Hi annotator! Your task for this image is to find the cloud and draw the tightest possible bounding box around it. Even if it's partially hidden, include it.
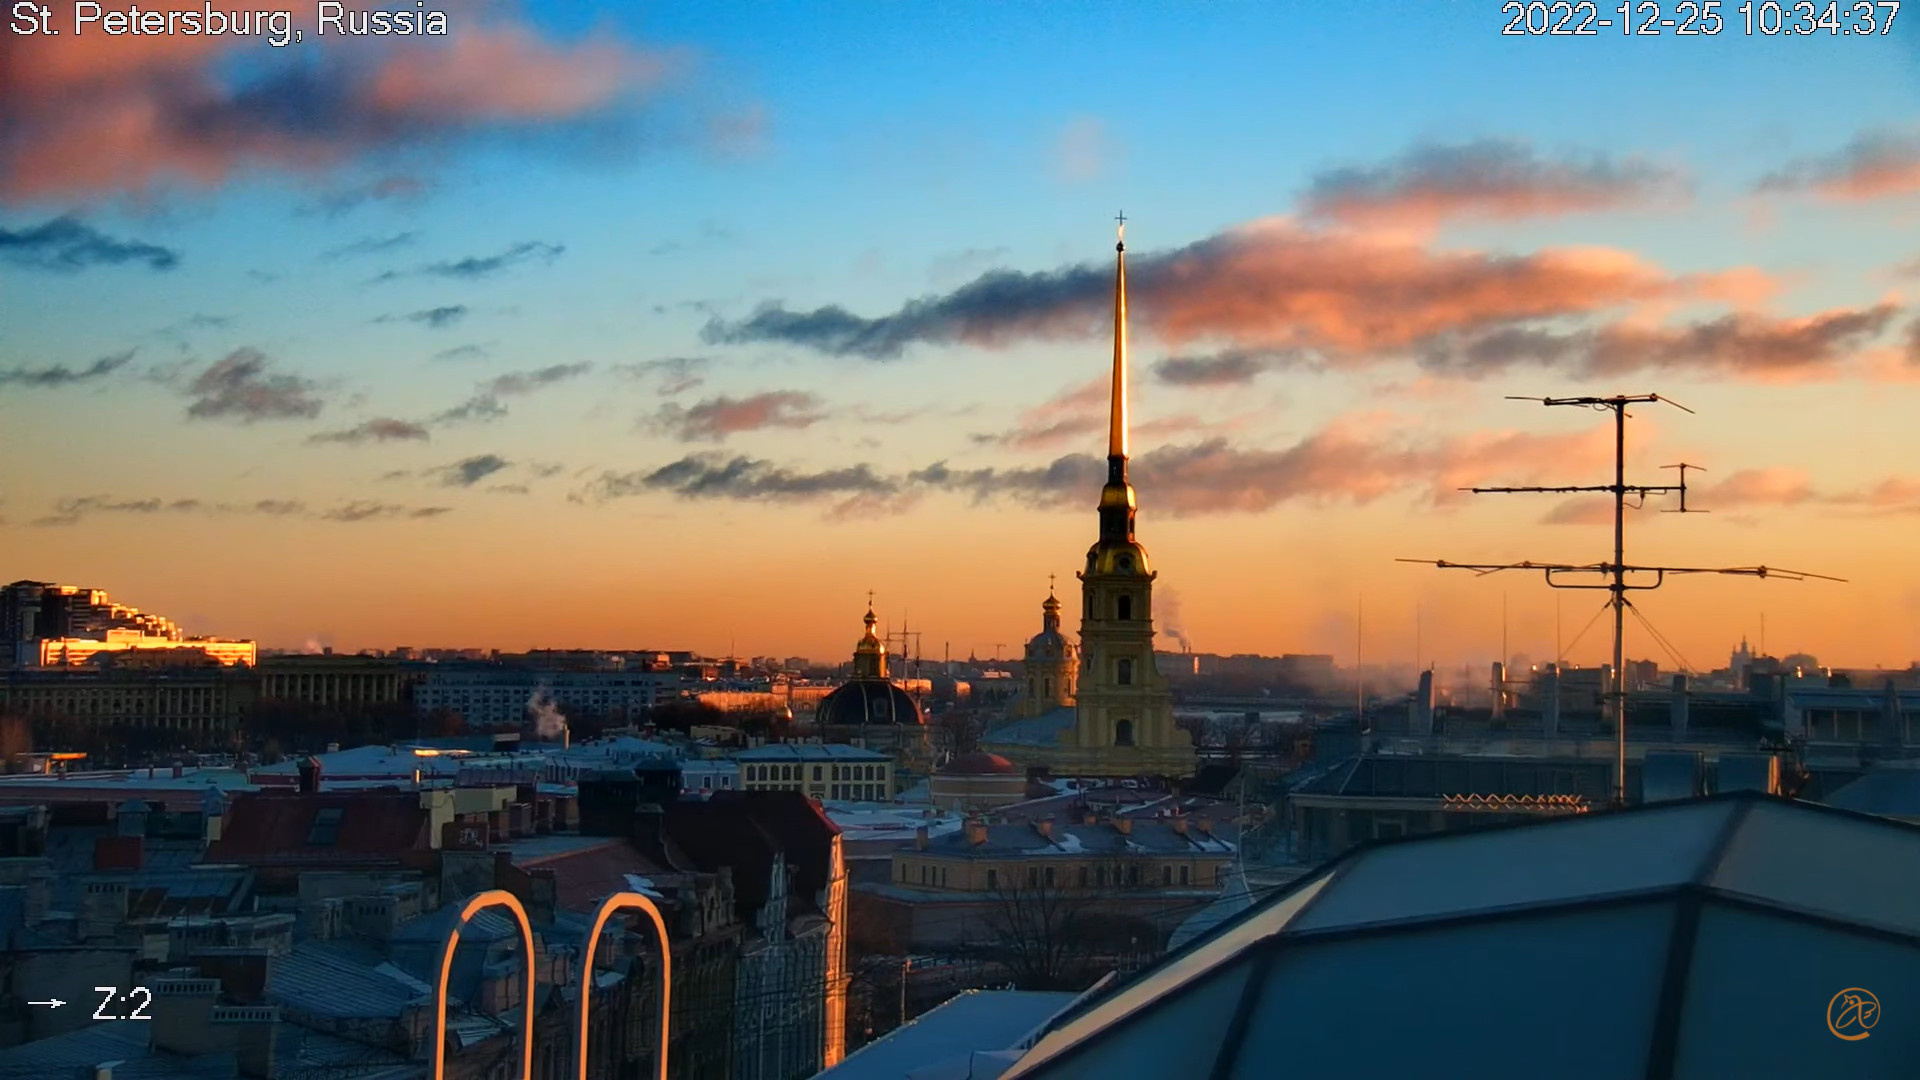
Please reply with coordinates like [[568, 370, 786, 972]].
[[1052, 116, 1121, 184], [1758, 129, 1920, 202], [976, 378, 1108, 450], [34, 494, 448, 526], [430, 395, 510, 424], [388, 305, 469, 329], [1417, 304, 1899, 379], [1300, 140, 1687, 228], [432, 343, 491, 362], [0, 217, 179, 271], [184, 348, 325, 422], [578, 415, 1610, 518], [614, 357, 710, 395], [306, 417, 431, 445], [430, 454, 511, 487], [374, 240, 565, 283], [1544, 468, 1920, 523], [481, 362, 592, 396], [302, 176, 435, 218], [650, 391, 827, 442], [321, 232, 417, 261], [0, 351, 134, 388], [0, 11, 675, 201], [580, 455, 896, 504], [701, 218, 1740, 363], [1152, 349, 1300, 388]]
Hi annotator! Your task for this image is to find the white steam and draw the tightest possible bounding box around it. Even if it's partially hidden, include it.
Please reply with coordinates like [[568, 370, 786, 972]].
[[527, 686, 568, 741]]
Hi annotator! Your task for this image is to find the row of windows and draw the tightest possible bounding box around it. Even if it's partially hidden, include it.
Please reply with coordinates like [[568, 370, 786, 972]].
[[744, 762, 885, 783], [1086, 594, 1141, 620], [900, 860, 1221, 889]]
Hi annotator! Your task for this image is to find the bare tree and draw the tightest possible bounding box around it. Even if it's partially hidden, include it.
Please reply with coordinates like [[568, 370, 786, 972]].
[[933, 710, 986, 755], [981, 855, 1159, 990]]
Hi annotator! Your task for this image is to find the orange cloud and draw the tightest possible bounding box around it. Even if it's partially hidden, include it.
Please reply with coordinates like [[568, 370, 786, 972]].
[[1759, 130, 1920, 203], [0, 4, 671, 200]]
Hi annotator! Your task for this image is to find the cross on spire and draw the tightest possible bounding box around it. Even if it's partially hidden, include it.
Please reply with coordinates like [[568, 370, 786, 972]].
[[866, 589, 874, 610], [1115, 210, 1126, 246], [1048, 572, 1056, 595]]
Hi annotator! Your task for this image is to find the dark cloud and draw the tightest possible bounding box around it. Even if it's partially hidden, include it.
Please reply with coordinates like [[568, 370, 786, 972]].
[[0, 217, 179, 272], [1757, 129, 1920, 202], [577, 418, 1607, 517], [34, 494, 449, 526], [581, 455, 896, 503], [651, 391, 826, 442], [1418, 305, 1899, 379], [303, 177, 436, 218], [1153, 350, 1299, 388], [422, 240, 564, 279], [433, 454, 511, 487], [615, 357, 710, 395], [431, 395, 509, 424], [432, 344, 491, 362], [1300, 140, 1686, 227], [481, 362, 591, 396], [184, 348, 325, 422], [321, 232, 418, 261], [396, 305, 469, 329], [307, 417, 431, 445], [699, 220, 1716, 363], [0, 351, 134, 388]]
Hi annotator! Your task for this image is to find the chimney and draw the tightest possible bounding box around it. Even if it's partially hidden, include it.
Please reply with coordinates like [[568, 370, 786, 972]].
[[1112, 817, 1132, 836], [94, 1063, 122, 1080], [1411, 670, 1436, 736], [1196, 816, 1213, 836], [1034, 818, 1053, 841], [1541, 665, 1561, 737], [1491, 662, 1507, 721], [1171, 814, 1187, 836], [914, 825, 929, 850], [964, 818, 987, 846], [296, 756, 322, 794], [1670, 674, 1690, 738]]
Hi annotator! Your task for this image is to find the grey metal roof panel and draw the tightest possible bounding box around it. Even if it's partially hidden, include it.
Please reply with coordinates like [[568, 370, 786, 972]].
[[816, 990, 1080, 1080], [1822, 764, 1920, 818]]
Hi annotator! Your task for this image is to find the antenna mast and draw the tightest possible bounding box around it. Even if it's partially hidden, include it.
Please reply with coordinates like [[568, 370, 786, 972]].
[[1399, 393, 1842, 808]]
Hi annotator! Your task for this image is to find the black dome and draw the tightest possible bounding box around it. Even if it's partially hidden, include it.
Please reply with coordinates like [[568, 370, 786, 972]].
[[816, 679, 924, 726]]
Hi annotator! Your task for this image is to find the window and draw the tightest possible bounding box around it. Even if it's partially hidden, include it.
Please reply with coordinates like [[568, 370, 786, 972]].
[[987, 868, 998, 890], [1117, 595, 1132, 620], [920, 865, 928, 885], [900, 864, 908, 882], [1078, 866, 1088, 887], [1045, 866, 1055, 886], [1116, 658, 1133, 686], [306, 807, 344, 846], [1028, 867, 1039, 887], [1180, 865, 1190, 885], [814, 766, 824, 782], [1162, 866, 1172, 886], [1097, 866, 1107, 886], [1127, 863, 1141, 886], [1043, 677, 1053, 698], [1115, 719, 1134, 747], [940, 867, 948, 887]]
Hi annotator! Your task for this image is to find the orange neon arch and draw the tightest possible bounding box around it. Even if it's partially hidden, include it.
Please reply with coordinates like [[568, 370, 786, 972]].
[[433, 890, 537, 1080], [429, 889, 673, 1080], [579, 891, 672, 1080]]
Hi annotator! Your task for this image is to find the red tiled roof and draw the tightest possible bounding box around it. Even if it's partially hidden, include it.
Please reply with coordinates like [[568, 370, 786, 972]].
[[204, 790, 431, 865], [513, 837, 672, 912]]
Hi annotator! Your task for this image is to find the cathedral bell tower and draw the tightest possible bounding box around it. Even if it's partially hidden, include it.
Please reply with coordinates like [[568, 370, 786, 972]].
[[1072, 217, 1186, 769]]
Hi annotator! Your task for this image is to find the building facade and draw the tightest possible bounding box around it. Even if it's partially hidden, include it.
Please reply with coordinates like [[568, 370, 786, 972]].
[[413, 664, 678, 725], [738, 744, 893, 802]]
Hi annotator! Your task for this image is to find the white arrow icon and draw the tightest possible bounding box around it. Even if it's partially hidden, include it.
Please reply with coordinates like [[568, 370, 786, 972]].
[[28, 999, 65, 1008]]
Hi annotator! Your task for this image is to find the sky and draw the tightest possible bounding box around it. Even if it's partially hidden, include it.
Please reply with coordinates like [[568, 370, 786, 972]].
[[5, 1, 1920, 672]]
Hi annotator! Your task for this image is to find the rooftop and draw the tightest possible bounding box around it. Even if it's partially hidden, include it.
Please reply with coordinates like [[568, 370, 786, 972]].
[[817, 989, 1080, 1080], [1001, 793, 1920, 1080], [737, 743, 890, 762]]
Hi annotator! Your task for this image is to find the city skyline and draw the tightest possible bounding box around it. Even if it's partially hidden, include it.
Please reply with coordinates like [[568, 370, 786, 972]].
[[6, 4, 1920, 667]]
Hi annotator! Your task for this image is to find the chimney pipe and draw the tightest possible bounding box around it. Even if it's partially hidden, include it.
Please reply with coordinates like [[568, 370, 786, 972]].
[[914, 825, 929, 850], [1541, 665, 1561, 737], [1196, 816, 1213, 835], [1034, 818, 1053, 841], [1171, 814, 1187, 836], [296, 756, 322, 794], [1112, 817, 1131, 836], [1670, 674, 1690, 739], [965, 819, 987, 846]]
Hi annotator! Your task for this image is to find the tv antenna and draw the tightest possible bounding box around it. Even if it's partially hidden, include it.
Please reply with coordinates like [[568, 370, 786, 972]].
[[1398, 393, 1843, 808]]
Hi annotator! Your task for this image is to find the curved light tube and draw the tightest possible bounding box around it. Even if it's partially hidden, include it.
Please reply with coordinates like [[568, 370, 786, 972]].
[[433, 889, 537, 1080], [579, 891, 673, 1080]]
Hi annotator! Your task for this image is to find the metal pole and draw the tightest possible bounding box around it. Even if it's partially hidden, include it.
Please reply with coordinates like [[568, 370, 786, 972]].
[[1612, 403, 1628, 808]]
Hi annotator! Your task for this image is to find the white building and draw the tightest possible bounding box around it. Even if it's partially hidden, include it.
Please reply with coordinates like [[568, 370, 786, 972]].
[[413, 666, 679, 726]]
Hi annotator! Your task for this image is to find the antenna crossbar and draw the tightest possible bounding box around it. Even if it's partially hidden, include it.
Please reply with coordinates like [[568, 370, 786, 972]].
[[1399, 393, 1837, 809]]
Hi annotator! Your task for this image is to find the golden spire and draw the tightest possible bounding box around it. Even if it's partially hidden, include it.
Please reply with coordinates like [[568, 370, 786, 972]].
[[853, 598, 887, 679], [1109, 211, 1129, 461]]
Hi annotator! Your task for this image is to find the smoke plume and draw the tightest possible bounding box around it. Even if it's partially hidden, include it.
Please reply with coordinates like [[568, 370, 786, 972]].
[[527, 687, 568, 741]]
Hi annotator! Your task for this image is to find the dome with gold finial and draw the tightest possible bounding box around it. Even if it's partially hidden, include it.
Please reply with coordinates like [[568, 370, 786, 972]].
[[817, 599, 925, 727], [1026, 589, 1073, 662]]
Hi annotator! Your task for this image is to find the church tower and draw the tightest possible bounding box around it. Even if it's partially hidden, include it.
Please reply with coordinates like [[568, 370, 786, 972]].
[[1071, 218, 1191, 774], [1014, 584, 1077, 718]]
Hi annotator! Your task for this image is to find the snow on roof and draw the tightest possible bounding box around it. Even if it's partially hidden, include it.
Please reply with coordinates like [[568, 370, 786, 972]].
[[817, 989, 1081, 1080]]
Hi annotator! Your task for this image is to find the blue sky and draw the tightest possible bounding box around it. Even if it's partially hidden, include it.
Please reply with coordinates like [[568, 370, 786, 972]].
[[4, 1, 1920, 668]]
